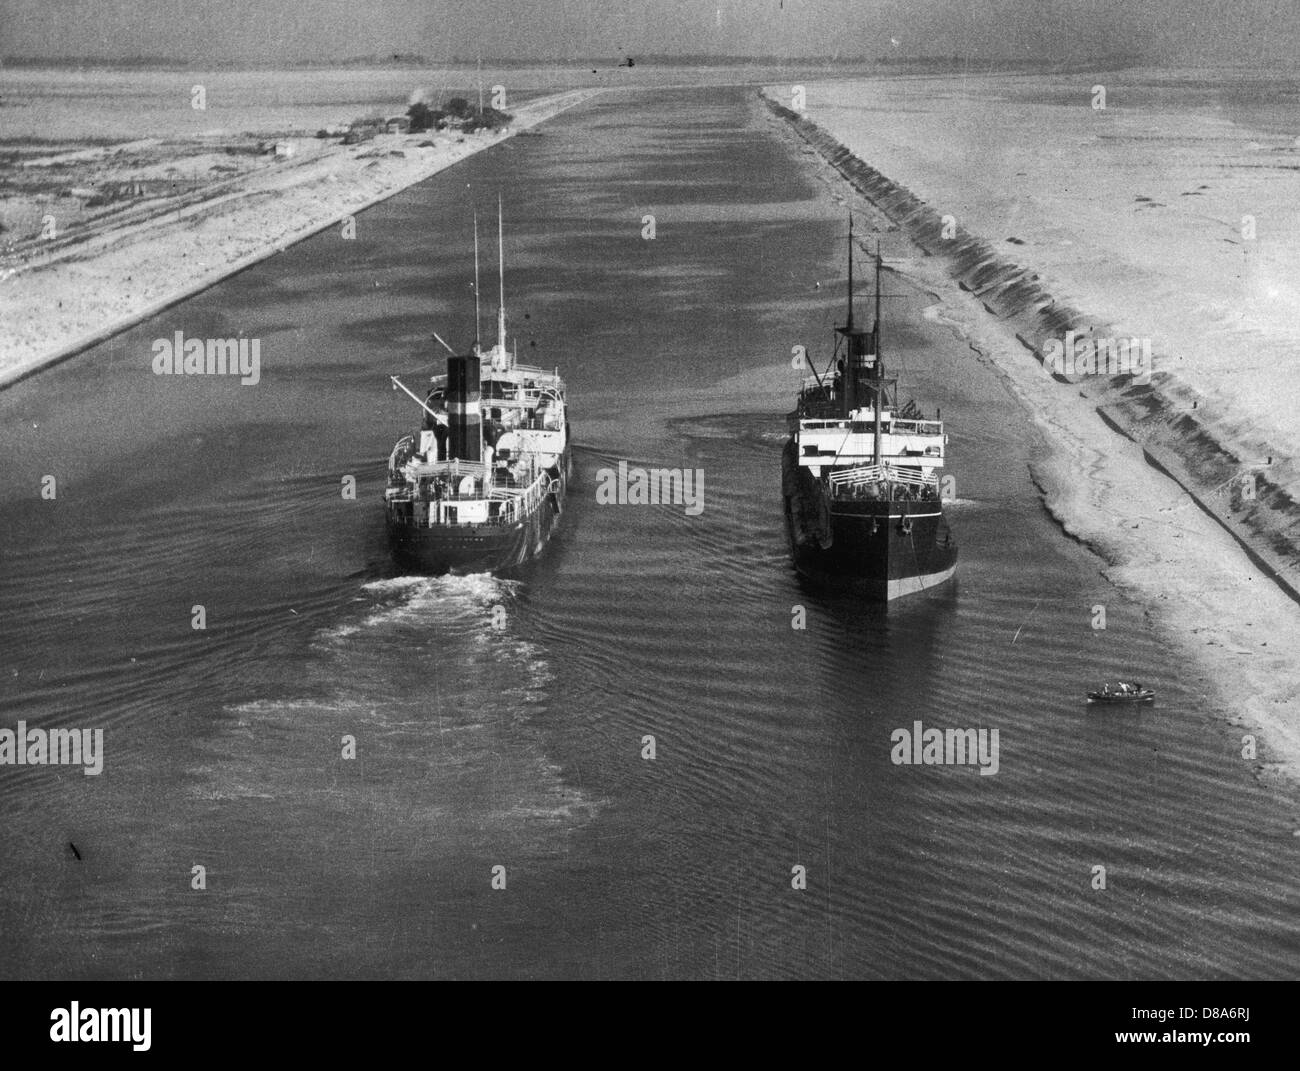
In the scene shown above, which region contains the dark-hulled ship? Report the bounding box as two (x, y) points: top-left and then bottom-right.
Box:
(384, 205), (571, 574)
(782, 225), (957, 600)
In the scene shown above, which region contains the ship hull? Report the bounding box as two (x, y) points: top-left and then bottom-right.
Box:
(386, 446), (571, 575)
(782, 440), (957, 601)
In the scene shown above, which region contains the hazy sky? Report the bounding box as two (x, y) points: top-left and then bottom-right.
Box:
(2, 0), (1298, 63)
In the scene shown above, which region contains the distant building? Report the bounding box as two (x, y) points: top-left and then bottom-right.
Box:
(342, 118), (383, 145)
(255, 139), (296, 158)
(385, 115), (411, 134)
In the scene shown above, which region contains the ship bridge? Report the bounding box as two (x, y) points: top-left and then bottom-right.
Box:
(796, 407), (946, 478)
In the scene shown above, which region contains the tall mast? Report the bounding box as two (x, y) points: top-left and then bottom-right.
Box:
(496, 194), (506, 355)
(846, 214), (854, 330)
(874, 246), (882, 362)
(473, 209), (482, 351)
(837, 213), (859, 419)
(872, 245), (883, 466)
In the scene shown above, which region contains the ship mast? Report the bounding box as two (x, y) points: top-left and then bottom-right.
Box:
(840, 214), (856, 417)
(473, 209), (482, 352)
(496, 194), (507, 358)
(846, 214), (855, 332)
(873, 247), (883, 466)
(834, 215), (888, 450)
(874, 248), (882, 361)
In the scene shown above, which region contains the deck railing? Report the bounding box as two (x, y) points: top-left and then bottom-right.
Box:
(829, 464), (938, 490)
(390, 468), (552, 527)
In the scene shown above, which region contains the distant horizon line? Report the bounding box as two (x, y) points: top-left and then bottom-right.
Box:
(0, 51), (1152, 72)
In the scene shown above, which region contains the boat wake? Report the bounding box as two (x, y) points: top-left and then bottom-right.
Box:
(314, 573), (524, 637)
(364, 570), (518, 602)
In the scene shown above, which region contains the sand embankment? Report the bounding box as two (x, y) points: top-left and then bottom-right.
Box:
(0, 88), (599, 390)
(761, 87), (1300, 785)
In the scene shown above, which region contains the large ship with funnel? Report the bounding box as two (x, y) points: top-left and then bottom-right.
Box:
(782, 224), (957, 601)
(384, 204), (571, 574)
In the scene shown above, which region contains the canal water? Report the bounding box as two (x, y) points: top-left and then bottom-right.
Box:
(1, 86), (1294, 979)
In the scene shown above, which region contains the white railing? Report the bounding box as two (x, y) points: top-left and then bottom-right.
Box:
(829, 464), (938, 489)
(406, 457), (488, 481)
(889, 419), (944, 436)
(799, 418), (942, 436)
(486, 469), (549, 524)
(389, 425), (562, 526)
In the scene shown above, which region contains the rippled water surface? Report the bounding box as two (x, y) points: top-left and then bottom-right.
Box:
(1, 87), (1296, 979)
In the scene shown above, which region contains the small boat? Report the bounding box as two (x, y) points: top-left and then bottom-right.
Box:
(1086, 682), (1155, 705)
